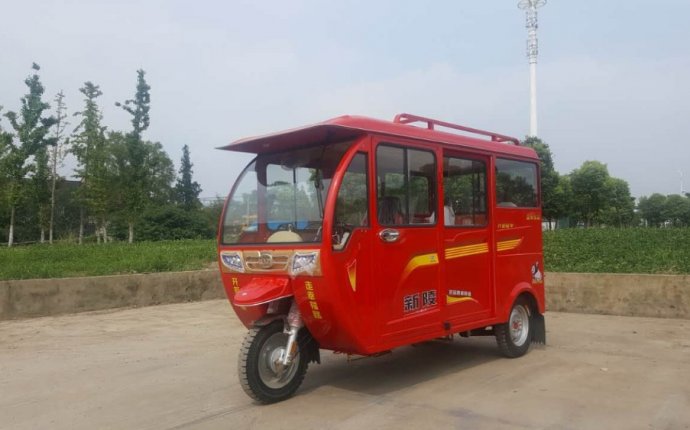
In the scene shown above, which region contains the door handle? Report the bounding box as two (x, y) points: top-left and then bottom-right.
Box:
(379, 228), (400, 243)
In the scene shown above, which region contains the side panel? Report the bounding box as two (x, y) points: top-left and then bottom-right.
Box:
(441, 151), (494, 325)
(493, 156), (545, 320)
(372, 138), (443, 345)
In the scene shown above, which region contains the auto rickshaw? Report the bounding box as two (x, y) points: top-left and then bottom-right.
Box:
(218, 113), (546, 403)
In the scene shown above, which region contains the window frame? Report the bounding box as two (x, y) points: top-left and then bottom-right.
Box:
(442, 154), (489, 228)
(375, 142), (437, 228)
(494, 157), (541, 209)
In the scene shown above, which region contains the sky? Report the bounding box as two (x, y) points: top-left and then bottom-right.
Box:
(1, 0), (689, 200)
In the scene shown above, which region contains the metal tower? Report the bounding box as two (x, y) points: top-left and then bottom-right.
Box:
(518, 0), (546, 137)
(680, 170), (686, 195)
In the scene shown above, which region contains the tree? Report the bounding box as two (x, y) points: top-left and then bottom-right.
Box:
(550, 175), (574, 226)
(569, 161), (611, 227)
(0, 109), (14, 243)
(2, 63), (57, 246)
(662, 194), (690, 227)
(135, 205), (210, 241)
(32, 144), (52, 242)
(108, 132), (175, 240)
(523, 136), (560, 227)
(638, 193), (667, 227)
(599, 177), (635, 227)
(72, 82), (109, 243)
(174, 144), (202, 210)
(115, 69), (152, 243)
(49, 90), (69, 244)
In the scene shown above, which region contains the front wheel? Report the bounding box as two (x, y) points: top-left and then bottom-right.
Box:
(495, 297), (533, 358)
(238, 321), (308, 403)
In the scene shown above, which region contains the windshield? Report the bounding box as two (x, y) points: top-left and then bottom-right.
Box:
(222, 141), (353, 244)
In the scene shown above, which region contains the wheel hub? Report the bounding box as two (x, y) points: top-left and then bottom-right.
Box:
(509, 305), (530, 347)
(268, 347), (286, 376)
(258, 332), (300, 389)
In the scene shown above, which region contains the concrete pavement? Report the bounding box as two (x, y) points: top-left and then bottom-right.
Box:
(1, 300), (689, 430)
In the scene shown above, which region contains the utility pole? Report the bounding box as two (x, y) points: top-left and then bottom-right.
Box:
(518, 0), (546, 137)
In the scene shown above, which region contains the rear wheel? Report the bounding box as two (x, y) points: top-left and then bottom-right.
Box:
(238, 321), (308, 403)
(495, 297), (532, 358)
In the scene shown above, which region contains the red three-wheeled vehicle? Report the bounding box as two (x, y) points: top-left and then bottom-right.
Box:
(218, 113), (546, 403)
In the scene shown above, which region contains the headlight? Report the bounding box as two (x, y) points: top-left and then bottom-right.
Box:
(291, 252), (318, 276)
(221, 251), (244, 272)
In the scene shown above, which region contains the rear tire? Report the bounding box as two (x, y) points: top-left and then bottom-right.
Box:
(496, 297), (532, 358)
(238, 321), (308, 403)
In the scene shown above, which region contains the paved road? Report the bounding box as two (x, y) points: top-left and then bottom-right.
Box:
(1, 300), (689, 430)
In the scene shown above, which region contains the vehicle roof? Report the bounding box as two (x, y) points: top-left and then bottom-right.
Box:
(218, 114), (538, 160)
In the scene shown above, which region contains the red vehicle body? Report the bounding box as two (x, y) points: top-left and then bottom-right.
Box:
(218, 113), (546, 403)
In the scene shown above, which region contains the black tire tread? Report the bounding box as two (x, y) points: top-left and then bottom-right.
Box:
(495, 297), (532, 358)
(237, 321), (308, 404)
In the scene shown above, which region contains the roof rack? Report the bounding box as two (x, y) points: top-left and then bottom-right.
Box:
(393, 113), (520, 146)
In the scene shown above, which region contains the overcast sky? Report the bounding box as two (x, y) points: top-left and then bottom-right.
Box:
(1, 0), (689, 199)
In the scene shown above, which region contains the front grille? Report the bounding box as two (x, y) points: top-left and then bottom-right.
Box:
(244, 254), (290, 271)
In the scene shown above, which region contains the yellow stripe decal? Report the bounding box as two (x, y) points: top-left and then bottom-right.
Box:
(496, 238), (523, 252)
(446, 296), (479, 305)
(400, 253), (439, 284)
(444, 243), (489, 260)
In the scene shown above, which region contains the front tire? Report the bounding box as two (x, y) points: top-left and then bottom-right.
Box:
(495, 297), (533, 358)
(238, 321), (308, 404)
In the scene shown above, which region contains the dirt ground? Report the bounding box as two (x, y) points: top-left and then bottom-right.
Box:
(1, 300), (689, 430)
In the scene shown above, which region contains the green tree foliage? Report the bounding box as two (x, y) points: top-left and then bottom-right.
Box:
(174, 144), (202, 210)
(550, 175), (573, 225)
(1, 63), (57, 246)
(201, 197), (225, 238)
(637, 193), (690, 227)
(0, 110), (14, 243)
(49, 90), (69, 244)
(72, 82), (109, 243)
(115, 70), (152, 243)
(135, 205), (210, 241)
(32, 144), (51, 241)
(638, 193), (667, 227)
(599, 177), (635, 227)
(565, 161), (635, 227)
(663, 194), (690, 226)
(108, 132), (175, 236)
(523, 136), (562, 225)
(569, 161), (612, 226)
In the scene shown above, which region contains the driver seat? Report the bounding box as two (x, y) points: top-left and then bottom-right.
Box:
(267, 231), (303, 243)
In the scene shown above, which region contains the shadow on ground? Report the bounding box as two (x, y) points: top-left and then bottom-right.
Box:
(299, 336), (502, 397)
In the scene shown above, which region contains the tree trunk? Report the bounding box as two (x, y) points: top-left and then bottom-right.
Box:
(8, 206), (15, 247)
(102, 218), (108, 244)
(79, 208), (84, 245)
(128, 222), (134, 244)
(40, 228), (45, 244)
(49, 147), (58, 245)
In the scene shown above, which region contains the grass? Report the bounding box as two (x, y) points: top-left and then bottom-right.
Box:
(543, 228), (690, 274)
(1, 229), (688, 280)
(0, 239), (216, 280)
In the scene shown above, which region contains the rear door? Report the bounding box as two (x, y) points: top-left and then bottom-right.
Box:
(372, 140), (442, 344)
(442, 151), (493, 324)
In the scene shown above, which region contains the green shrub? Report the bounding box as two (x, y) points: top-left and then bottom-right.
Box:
(0, 239), (216, 280)
(544, 228), (690, 274)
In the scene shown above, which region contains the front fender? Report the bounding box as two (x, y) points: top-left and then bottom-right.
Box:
(233, 277), (292, 306)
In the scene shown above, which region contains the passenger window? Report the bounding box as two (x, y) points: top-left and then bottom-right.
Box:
(333, 153), (369, 250)
(376, 144), (436, 225)
(443, 157), (487, 226)
(495, 159), (538, 208)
